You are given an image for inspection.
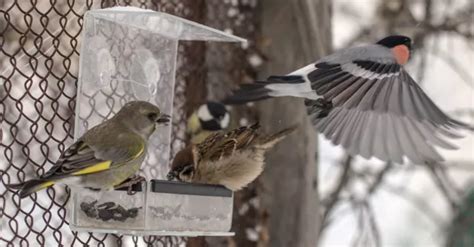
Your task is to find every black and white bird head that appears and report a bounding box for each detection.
[187,101,230,135]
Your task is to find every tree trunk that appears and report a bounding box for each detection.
[257,0,332,246]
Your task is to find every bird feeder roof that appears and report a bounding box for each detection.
[86,7,247,43]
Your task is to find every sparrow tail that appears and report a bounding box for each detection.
[6,179,55,198]
[223,75,313,105]
[258,124,298,149]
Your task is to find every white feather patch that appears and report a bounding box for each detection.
[266,82,320,99]
[220,113,230,129]
[197,104,213,121]
[342,63,399,80]
[288,63,318,76]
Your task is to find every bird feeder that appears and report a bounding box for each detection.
[69,6,245,236]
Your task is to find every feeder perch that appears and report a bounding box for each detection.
[70,6,245,236]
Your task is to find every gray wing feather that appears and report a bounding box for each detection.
[392,116,421,163]
[345,78,374,108]
[411,120,458,150]
[347,110,368,156]
[332,108,356,146]
[387,76,403,115]
[404,118,445,161]
[385,114,404,164]
[372,114,388,160]
[372,75,395,112]
[358,112,375,159]
[325,109,345,138]
[359,77,386,110]
[313,106,458,163]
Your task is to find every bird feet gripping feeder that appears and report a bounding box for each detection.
[70,7,246,236]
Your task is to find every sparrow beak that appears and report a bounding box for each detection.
[157,114,171,126]
[166,171,177,181]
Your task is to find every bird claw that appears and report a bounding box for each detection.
[314,98,333,109]
[114,175,146,195]
[306,98,333,118]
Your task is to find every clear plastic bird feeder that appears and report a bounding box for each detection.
[69,7,246,236]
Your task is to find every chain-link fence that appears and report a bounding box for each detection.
[0,0,259,245]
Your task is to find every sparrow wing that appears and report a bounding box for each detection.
[197,123,260,162]
[41,133,145,180]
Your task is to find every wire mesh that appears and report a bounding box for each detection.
[0,0,232,245]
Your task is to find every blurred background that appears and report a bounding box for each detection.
[1,0,473,246]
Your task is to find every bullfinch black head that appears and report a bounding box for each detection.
[376,35,412,50]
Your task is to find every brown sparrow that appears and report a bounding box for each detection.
[167,123,297,191]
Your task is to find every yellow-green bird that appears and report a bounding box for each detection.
[7,101,170,198]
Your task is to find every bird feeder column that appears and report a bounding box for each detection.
[71,7,245,236]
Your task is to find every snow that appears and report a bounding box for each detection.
[245,227,259,241]
[248,54,263,68]
[239,117,249,126]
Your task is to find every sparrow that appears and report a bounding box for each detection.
[224,35,473,164]
[187,101,230,144]
[7,101,170,198]
[167,123,297,191]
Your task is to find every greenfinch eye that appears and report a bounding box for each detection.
[147,112,159,121]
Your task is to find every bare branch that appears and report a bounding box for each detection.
[349,200,381,247]
[321,155,352,228]
[367,162,393,195]
[365,203,381,247]
[425,163,462,210]
[350,202,365,247]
